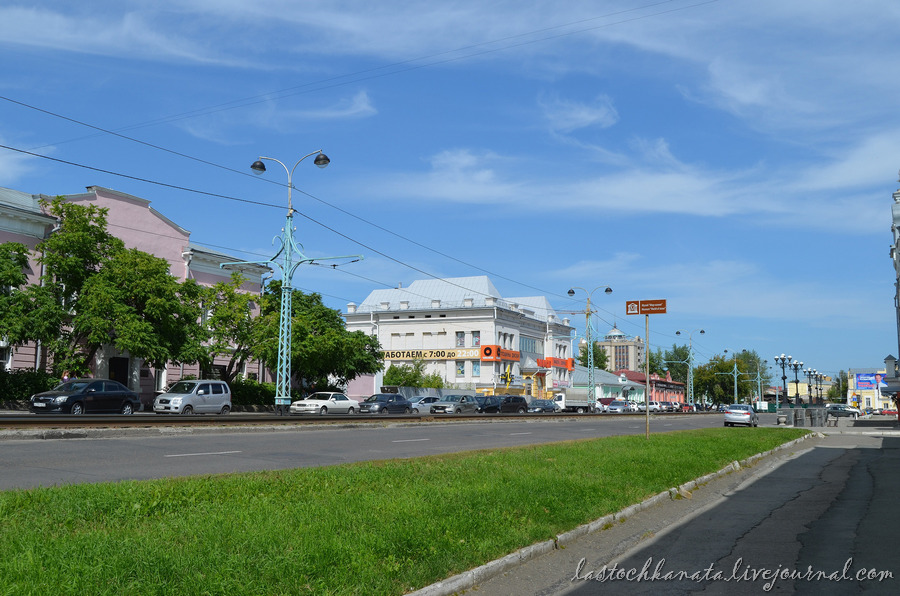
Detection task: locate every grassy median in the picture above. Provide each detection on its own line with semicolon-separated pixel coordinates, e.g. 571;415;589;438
0;427;807;595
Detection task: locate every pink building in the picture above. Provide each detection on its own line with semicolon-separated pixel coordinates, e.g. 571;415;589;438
0;185;270;405
615;369;686;404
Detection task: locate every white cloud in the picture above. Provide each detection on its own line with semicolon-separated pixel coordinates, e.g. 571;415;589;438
538;93;618;133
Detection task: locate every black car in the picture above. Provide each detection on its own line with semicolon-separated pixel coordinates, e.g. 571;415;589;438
29;379;141;415
358;393;412;414
475;395;501;413
499;395;528;413
527;399;560;413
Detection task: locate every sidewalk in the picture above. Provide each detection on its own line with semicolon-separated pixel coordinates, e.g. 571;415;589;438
411;419;900;596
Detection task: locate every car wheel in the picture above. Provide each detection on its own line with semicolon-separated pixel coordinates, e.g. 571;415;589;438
724;421;729;427
347;407;355;415
220;406;230;415
121;402;134;415
753;419;758;427
319;406;328;415
517;407;526;413
412;408;419;413
71;402;84;415
404;407;411;414
381;408;389;414
455;408;462;414
576;407;585;413
181;405;194;415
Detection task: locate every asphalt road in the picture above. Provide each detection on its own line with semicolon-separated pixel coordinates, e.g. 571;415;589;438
0;413;727;491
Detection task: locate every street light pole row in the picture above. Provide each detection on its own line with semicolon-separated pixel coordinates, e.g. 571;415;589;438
567;286;612;410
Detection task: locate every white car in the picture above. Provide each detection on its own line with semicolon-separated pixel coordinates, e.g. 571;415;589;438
289;392;359;415
637;401;662;412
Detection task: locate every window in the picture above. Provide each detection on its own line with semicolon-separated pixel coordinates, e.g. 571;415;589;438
456;331;465;347
456;361;465;376
472;361;481;377
472;331;481;346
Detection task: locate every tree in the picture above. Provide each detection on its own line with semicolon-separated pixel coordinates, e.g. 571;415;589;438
74;248;207;370
577;341;608;371
383;360;445;388
646;347;667;377
253;282;383;393
827;370;848;400
0;198;207;376
660;344;690;384
202;272;259;383
694;353;754;405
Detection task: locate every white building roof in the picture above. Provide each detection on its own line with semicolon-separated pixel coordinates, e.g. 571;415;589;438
352;276;563;323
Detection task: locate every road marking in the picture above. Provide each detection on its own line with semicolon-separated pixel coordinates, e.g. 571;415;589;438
164;450;242;458
392;438;431;443
509;432;532;436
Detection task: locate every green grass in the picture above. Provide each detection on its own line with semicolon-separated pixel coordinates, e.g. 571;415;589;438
0;428;808;595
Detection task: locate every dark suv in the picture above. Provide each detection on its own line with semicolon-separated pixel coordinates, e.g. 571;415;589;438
499;395;528;413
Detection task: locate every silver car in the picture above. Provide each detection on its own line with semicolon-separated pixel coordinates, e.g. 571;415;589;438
430;394;479;414
606;400;629;414
154;380;232;415
409;396;440;413
723;404;759;427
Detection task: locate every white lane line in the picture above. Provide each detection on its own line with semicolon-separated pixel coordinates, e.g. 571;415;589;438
391;438;431;443
164;450;243;458
509;432;532;436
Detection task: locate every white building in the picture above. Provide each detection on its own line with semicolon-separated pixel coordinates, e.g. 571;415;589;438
343;276;574;399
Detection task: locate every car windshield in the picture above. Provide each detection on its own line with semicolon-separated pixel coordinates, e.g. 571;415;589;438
441;395;462;403
364;395;388;402
306;393;334;401
533;401;552;406
167;381;197;394
53;380;92;392
610;401;626;406
728;405;750;411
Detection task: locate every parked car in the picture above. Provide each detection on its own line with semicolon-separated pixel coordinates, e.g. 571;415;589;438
409;395;440;413
606;400;629;414
30;379;140;415
680;403;695;412
723;404;759;427
154;380;232;415
475;395;501;413
637;401;662;412
499;395;528;413
358;393;412;414
597;397;616;412
882;408;898;416
527;399;559;413
826;404;861;419
288;392;358;415
430;394;479;414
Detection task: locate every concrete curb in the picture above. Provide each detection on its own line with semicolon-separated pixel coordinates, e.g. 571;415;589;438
405;432;819;596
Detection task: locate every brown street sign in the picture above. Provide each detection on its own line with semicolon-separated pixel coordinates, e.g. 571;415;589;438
626;299;667;315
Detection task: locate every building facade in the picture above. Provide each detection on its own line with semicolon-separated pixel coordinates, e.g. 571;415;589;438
0;185;268;403
343;276;575;400
614;369;686;404
596;325;644;372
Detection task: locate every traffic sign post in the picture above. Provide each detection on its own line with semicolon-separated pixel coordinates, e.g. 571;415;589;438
626;300;667;438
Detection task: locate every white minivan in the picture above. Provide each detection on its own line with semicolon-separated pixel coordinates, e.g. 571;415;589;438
153;380;232;415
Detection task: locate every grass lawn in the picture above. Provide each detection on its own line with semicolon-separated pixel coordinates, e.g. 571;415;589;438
0;427;808;595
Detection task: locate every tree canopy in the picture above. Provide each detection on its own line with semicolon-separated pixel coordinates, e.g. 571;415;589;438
383;359;444;388
577;341;608;371
252;281;383;393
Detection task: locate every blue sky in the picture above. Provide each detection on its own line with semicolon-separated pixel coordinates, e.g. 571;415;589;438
1;0;899;379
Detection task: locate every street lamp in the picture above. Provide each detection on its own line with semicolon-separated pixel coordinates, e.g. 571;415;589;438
222;150;359;415
567;286;612;410
675;328;704;406
773;354;791;409
816;373;825;405
789;360;804;405
804;367;816;405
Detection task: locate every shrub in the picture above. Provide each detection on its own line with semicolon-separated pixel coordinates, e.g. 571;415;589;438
0;368;58;401
229;377;276;406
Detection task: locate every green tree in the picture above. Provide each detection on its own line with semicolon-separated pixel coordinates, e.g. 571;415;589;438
661;344;690;384
694;353;754;405
827;370;848;400
202;272;259;383
577;341;608;371
646;347;667;376
74;248;207;370
383;360;445;388
253;282;383;393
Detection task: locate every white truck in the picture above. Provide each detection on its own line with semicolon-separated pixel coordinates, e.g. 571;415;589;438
553;391;595;413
